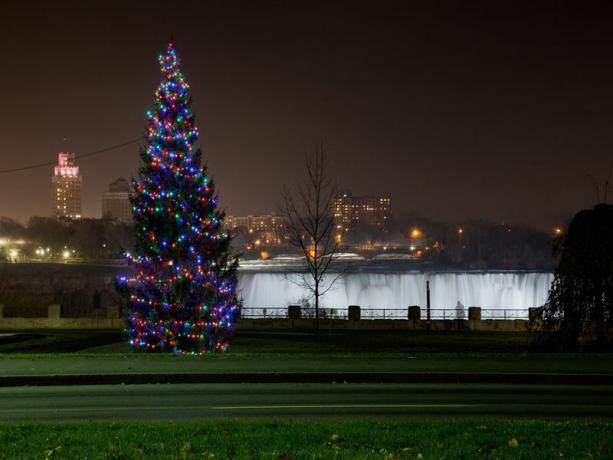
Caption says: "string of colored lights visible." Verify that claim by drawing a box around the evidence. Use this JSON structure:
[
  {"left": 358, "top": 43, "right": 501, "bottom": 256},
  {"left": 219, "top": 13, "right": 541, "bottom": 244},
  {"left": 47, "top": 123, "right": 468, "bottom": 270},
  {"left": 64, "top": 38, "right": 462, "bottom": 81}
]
[{"left": 117, "top": 42, "right": 240, "bottom": 355}]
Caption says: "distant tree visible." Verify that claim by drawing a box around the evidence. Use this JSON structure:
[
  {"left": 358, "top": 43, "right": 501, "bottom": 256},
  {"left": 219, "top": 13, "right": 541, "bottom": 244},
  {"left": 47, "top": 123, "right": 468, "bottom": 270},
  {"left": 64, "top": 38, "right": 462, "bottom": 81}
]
[
  {"left": 542, "top": 204, "right": 613, "bottom": 349},
  {"left": 279, "top": 144, "right": 341, "bottom": 330},
  {"left": 27, "top": 217, "right": 71, "bottom": 251},
  {"left": 71, "top": 219, "right": 107, "bottom": 258},
  {"left": 439, "top": 220, "right": 555, "bottom": 270},
  {"left": 0, "top": 217, "right": 26, "bottom": 238},
  {"left": 102, "top": 220, "right": 134, "bottom": 257}
]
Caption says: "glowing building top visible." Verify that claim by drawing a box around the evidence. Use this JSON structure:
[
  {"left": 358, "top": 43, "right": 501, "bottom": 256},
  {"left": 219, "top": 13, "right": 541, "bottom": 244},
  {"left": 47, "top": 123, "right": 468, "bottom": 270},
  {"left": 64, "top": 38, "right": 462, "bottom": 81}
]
[{"left": 54, "top": 152, "right": 80, "bottom": 177}]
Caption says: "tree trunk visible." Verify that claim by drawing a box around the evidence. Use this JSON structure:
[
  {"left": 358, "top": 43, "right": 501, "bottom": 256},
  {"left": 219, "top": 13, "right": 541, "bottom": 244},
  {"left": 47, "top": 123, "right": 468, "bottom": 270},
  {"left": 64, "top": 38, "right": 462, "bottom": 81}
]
[{"left": 314, "top": 282, "right": 320, "bottom": 331}]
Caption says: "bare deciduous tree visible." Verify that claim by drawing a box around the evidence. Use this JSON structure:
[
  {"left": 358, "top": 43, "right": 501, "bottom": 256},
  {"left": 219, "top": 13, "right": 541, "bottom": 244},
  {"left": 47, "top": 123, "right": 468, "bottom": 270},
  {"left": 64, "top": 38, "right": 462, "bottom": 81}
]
[
  {"left": 280, "top": 144, "right": 342, "bottom": 330},
  {"left": 586, "top": 162, "right": 612, "bottom": 204}
]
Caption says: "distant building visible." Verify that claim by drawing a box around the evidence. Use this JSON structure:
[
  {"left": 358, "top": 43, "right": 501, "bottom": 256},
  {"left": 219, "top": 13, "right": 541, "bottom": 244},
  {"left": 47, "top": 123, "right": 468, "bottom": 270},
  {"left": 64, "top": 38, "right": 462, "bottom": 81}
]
[
  {"left": 226, "top": 214, "right": 287, "bottom": 233},
  {"left": 102, "top": 178, "right": 132, "bottom": 223},
  {"left": 333, "top": 189, "right": 391, "bottom": 232},
  {"left": 52, "top": 152, "right": 82, "bottom": 220},
  {"left": 226, "top": 214, "right": 288, "bottom": 249}
]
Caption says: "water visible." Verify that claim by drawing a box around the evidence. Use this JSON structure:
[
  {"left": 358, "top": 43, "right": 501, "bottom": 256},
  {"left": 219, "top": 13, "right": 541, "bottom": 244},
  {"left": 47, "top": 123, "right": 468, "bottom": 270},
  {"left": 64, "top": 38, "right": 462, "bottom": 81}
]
[{"left": 237, "top": 270, "right": 554, "bottom": 318}]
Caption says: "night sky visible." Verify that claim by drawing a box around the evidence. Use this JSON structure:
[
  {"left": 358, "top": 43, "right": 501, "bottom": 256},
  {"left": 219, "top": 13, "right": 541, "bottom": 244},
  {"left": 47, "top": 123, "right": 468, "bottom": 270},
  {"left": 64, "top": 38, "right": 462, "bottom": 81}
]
[{"left": 2, "top": 1, "right": 612, "bottom": 230}]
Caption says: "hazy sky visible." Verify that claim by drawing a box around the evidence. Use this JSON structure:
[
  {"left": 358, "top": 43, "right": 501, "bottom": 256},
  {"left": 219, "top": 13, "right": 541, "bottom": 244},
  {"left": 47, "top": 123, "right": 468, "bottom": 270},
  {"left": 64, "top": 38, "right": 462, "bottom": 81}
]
[{"left": 1, "top": 1, "right": 612, "bottom": 229}]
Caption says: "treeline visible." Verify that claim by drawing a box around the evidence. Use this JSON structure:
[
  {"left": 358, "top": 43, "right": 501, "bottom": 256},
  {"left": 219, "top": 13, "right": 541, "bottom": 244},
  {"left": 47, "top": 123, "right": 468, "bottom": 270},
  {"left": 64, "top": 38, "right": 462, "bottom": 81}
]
[
  {"left": 0, "top": 217, "right": 133, "bottom": 259},
  {"left": 435, "top": 221, "right": 556, "bottom": 270},
  {"left": 356, "top": 215, "right": 558, "bottom": 270},
  {"left": 1, "top": 215, "right": 558, "bottom": 269}
]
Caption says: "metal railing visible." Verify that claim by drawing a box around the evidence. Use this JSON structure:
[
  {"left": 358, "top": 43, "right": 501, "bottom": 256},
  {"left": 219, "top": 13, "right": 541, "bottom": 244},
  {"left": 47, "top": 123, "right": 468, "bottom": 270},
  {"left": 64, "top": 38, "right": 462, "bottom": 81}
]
[
  {"left": 239, "top": 307, "right": 531, "bottom": 320},
  {"left": 240, "top": 307, "right": 288, "bottom": 319},
  {"left": 422, "top": 308, "right": 529, "bottom": 320}
]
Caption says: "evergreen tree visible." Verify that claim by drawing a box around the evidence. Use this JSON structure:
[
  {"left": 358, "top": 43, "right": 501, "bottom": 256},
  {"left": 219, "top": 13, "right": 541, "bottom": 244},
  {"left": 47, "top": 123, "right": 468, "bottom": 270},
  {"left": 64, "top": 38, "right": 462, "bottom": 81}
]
[{"left": 118, "top": 42, "right": 240, "bottom": 354}]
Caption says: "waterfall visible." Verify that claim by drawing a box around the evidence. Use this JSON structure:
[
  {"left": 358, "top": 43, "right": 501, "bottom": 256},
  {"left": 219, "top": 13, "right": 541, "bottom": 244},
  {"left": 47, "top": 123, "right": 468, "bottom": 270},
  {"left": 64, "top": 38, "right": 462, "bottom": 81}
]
[{"left": 237, "top": 271, "right": 554, "bottom": 318}]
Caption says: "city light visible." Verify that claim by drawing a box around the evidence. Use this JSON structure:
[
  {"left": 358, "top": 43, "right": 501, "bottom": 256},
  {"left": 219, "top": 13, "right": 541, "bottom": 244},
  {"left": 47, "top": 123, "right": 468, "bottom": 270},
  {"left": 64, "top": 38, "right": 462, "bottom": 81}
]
[
  {"left": 554, "top": 227, "right": 563, "bottom": 236},
  {"left": 457, "top": 227, "right": 464, "bottom": 235},
  {"left": 62, "top": 250, "right": 71, "bottom": 259},
  {"left": 410, "top": 228, "right": 422, "bottom": 239},
  {"left": 260, "top": 251, "right": 270, "bottom": 260}
]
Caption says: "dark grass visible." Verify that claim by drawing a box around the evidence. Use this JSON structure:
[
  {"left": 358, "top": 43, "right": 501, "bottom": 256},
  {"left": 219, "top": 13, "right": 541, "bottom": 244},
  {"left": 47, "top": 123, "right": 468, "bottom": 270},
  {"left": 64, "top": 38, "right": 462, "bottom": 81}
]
[
  {"left": 0, "top": 329, "right": 537, "bottom": 354},
  {"left": 1, "top": 329, "right": 612, "bottom": 377},
  {"left": 0, "top": 419, "right": 611, "bottom": 459},
  {"left": 1, "top": 352, "right": 613, "bottom": 377}
]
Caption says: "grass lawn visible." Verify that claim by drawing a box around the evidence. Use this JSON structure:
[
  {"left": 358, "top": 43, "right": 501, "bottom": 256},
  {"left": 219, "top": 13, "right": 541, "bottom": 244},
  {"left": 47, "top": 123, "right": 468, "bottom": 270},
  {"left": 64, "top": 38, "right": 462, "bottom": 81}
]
[
  {"left": 1, "top": 352, "right": 613, "bottom": 377},
  {"left": 0, "top": 419, "right": 611, "bottom": 459},
  {"left": 0, "top": 329, "right": 537, "bottom": 354},
  {"left": 1, "top": 330, "right": 611, "bottom": 377}
]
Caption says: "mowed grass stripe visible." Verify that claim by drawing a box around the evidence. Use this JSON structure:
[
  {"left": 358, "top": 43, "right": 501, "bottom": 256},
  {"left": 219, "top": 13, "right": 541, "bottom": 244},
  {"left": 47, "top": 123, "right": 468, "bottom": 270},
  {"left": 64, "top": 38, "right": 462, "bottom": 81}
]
[{"left": 0, "top": 419, "right": 611, "bottom": 459}]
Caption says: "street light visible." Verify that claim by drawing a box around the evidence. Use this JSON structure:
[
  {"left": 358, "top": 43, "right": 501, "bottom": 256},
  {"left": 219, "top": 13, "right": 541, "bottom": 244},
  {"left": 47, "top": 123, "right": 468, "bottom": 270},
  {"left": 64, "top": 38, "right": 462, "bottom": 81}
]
[{"left": 410, "top": 228, "right": 422, "bottom": 239}]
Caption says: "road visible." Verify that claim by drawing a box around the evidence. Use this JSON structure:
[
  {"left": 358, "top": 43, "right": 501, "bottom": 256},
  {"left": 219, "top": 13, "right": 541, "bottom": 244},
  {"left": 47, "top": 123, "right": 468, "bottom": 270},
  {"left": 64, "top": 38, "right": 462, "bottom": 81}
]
[{"left": 1, "top": 383, "right": 612, "bottom": 421}]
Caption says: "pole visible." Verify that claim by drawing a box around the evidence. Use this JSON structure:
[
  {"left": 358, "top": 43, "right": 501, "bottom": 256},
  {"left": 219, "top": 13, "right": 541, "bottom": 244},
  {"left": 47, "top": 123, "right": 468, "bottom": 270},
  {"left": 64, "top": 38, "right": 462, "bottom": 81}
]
[{"left": 426, "top": 280, "right": 431, "bottom": 334}]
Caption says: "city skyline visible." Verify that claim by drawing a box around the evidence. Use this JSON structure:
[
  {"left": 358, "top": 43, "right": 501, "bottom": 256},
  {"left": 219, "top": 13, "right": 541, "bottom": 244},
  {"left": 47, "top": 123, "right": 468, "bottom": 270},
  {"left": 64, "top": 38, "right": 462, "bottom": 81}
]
[{"left": 2, "top": 1, "right": 612, "bottom": 229}]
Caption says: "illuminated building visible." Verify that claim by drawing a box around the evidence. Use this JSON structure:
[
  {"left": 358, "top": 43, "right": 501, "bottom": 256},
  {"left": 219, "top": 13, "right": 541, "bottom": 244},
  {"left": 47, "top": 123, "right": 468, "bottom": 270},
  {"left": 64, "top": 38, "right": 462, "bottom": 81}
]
[
  {"left": 333, "top": 190, "right": 391, "bottom": 232},
  {"left": 51, "top": 152, "right": 82, "bottom": 220},
  {"left": 226, "top": 214, "right": 287, "bottom": 233},
  {"left": 102, "top": 178, "right": 132, "bottom": 223},
  {"left": 226, "top": 214, "right": 288, "bottom": 248}
]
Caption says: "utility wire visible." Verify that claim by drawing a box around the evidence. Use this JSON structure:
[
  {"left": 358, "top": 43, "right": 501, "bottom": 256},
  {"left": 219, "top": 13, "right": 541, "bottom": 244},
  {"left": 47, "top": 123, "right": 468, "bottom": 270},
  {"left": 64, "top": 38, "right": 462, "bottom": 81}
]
[{"left": 0, "top": 137, "right": 142, "bottom": 175}]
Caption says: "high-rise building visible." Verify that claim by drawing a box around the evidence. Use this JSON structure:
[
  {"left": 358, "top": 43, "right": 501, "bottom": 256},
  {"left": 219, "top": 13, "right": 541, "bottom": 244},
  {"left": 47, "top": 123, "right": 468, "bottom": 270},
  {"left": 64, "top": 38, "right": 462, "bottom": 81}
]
[
  {"left": 102, "top": 178, "right": 132, "bottom": 223},
  {"left": 333, "top": 189, "right": 391, "bottom": 232},
  {"left": 52, "top": 152, "right": 82, "bottom": 220}
]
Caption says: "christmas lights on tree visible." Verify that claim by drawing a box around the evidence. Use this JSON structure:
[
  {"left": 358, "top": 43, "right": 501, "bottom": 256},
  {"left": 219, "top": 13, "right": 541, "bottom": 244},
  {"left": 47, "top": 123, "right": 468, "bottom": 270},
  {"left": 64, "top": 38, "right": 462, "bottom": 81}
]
[{"left": 117, "top": 42, "right": 240, "bottom": 354}]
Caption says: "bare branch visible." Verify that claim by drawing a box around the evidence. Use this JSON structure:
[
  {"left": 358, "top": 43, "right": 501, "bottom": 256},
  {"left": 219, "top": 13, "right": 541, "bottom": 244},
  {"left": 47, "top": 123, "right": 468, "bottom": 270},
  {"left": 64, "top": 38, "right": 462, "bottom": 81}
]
[{"left": 277, "top": 142, "right": 343, "bottom": 330}]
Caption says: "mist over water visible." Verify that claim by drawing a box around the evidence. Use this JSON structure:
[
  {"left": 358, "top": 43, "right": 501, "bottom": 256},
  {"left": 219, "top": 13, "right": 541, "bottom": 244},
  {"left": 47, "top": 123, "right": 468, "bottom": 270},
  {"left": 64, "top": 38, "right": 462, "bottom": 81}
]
[{"left": 238, "top": 271, "right": 554, "bottom": 316}]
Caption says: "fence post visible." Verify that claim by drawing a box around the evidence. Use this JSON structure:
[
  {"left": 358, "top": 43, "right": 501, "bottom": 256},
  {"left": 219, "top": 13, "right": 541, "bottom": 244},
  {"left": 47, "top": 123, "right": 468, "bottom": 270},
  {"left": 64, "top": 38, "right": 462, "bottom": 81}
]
[
  {"left": 288, "top": 305, "right": 301, "bottom": 320},
  {"left": 528, "top": 307, "right": 543, "bottom": 327},
  {"left": 348, "top": 305, "right": 361, "bottom": 320},
  {"left": 408, "top": 305, "right": 421, "bottom": 321},
  {"left": 468, "top": 306, "right": 481, "bottom": 321},
  {"left": 48, "top": 304, "right": 61, "bottom": 319}
]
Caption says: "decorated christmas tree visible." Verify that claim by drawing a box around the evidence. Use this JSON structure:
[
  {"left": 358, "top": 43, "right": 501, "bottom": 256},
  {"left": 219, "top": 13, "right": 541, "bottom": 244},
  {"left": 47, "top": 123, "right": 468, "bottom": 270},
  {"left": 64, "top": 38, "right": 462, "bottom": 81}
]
[{"left": 118, "top": 42, "right": 240, "bottom": 354}]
